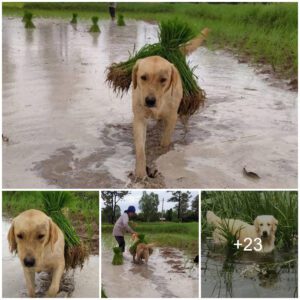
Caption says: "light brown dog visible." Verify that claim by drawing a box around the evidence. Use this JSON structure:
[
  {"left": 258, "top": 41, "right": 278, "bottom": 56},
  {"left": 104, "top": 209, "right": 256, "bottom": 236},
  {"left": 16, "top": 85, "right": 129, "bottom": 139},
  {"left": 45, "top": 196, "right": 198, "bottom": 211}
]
[
  {"left": 131, "top": 28, "right": 210, "bottom": 179},
  {"left": 207, "top": 211, "right": 278, "bottom": 253},
  {"left": 8, "top": 209, "right": 65, "bottom": 297},
  {"left": 135, "top": 243, "right": 155, "bottom": 264}
]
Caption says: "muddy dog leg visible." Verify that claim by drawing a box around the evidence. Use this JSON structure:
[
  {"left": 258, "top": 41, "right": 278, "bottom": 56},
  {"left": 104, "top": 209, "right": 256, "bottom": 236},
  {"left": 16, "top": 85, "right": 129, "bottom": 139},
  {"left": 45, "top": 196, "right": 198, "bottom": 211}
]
[
  {"left": 23, "top": 268, "right": 35, "bottom": 297},
  {"left": 161, "top": 113, "right": 177, "bottom": 148},
  {"left": 46, "top": 264, "right": 64, "bottom": 297},
  {"left": 133, "top": 116, "right": 147, "bottom": 178}
]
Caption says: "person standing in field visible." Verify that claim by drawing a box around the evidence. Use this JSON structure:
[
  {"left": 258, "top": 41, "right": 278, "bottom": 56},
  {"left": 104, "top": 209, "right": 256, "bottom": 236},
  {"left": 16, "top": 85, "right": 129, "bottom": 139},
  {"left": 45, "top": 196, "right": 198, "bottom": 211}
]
[
  {"left": 108, "top": 2, "right": 117, "bottom": 21},
  {"left": 113, "top": 206, "right": 136, "bottom": 252}
]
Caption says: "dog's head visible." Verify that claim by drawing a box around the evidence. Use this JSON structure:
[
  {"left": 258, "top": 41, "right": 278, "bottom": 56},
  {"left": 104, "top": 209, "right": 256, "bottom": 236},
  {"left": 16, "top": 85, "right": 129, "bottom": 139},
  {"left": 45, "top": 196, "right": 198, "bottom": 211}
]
[
  {"left": 254, "top": 215, "right": 278, "bottom": 239},
  {"left": 132, "top": 56, "right": 180, "bottom": 109},
  {"left": 8, "top": 209, "right": 59, "bottom": 268}
]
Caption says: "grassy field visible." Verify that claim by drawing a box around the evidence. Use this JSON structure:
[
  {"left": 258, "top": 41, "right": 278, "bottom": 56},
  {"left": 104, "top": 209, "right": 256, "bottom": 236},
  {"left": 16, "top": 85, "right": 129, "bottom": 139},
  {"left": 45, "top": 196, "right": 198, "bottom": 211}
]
[
  {"left": 201, "top": 191, "right": 297, "bottom": 251},
  {"left": 3, "top": 2, "right": 297, "bottom": 80},
  {"left": 102, "top": 221, "right": 198, "bottom": 255},
  {"left": 2, "top": 191, "right": 99, "bottom": 252}
]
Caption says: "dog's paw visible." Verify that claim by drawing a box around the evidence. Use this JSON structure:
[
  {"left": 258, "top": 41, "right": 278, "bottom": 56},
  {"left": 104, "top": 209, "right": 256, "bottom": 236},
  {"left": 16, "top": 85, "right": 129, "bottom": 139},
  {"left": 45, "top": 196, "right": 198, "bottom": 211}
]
[{"left": 146, "top": 166, "right": 158, "bottom": 178}]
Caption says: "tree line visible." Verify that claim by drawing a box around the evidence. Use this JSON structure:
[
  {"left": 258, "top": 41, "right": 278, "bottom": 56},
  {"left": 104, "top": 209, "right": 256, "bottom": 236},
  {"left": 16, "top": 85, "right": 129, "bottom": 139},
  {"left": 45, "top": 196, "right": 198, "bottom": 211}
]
[{"left": 101, "top": 191, "right": 199, "bottom": 224}]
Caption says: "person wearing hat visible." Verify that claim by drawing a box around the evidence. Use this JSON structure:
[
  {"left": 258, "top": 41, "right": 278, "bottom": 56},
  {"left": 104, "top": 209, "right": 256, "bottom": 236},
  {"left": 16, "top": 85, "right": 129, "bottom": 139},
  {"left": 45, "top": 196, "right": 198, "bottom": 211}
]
[{"left": 113, "top": 206, "right": 137, "bottom": 252}]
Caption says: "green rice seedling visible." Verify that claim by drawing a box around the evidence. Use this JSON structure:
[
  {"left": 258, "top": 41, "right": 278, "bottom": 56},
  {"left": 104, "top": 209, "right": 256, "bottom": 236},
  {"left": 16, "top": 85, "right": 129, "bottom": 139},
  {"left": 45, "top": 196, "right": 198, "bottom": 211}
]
[
  {"left": 22, "top": 10, "right": 29, "bottom": 22},
  {"left": 70, "top": 13, "right": 78, "bottom": 24},
  {"left": 89, "top": 16, "right": 100, "bottom": 33},
  {"left": 101, "top": 287, "right": 108, "bottom": 298},
  {"left": 112, "top": 247, "right": 123, "bottom": 265},
  {"left": 41, "top": 191, "right": 89, "bottom": 269},
  {"left": 106, "top": 18, "right": 206, "bottom": 117},
  {"left": 24, "top": 12, "right": 35, "bottom": 29},
  {"left": 117, "top": 14, "right": 125, "bottom": 26}
]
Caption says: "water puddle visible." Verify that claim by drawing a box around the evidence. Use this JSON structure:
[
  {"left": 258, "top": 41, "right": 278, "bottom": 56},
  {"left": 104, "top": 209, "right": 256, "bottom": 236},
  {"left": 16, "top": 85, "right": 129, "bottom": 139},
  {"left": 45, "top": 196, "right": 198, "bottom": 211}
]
[
  {"left": 201, "top": 241, "right": 297, "bottom": 298},
  {"left": 3, "top": 17, "right": 297, "bottom": 188},
  {"left": 101, "top": 234, "right": 198, "bottom": 298},
  {"left": 2, "top": 218, "right": 99, "bottom": 298}
]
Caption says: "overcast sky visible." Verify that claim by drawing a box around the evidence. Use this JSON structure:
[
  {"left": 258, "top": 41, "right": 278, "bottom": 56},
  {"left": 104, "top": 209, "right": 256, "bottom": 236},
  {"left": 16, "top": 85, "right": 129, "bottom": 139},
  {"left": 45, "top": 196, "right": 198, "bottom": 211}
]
[{"left": 101, "top": 190, "right": 199, "bottom": 213}]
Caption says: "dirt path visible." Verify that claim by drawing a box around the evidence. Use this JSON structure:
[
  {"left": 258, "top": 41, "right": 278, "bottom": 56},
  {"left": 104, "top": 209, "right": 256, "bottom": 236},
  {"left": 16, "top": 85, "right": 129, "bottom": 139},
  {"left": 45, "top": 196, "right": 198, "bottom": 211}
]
[
  {"left": 102, "top": 241, "right": 198, "bottom": 298},
  {"left": 3, "top": 17, "right": 297, "bottom": 188}
]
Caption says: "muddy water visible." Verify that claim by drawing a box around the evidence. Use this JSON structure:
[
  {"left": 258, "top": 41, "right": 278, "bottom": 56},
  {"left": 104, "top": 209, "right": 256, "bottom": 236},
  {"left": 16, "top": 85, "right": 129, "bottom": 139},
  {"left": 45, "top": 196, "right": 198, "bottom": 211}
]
[
  {"left": 101, "top": 234, "right": 198, "bottom": 298},
  {"left": 2, "top": 219, "right": 99, "bottom": 298},
  {"left": 3, "top": 17, "right": 297, "bottom": 188},
  {"left": 201, "top": 241, "right": 297, "bottom": 298}
]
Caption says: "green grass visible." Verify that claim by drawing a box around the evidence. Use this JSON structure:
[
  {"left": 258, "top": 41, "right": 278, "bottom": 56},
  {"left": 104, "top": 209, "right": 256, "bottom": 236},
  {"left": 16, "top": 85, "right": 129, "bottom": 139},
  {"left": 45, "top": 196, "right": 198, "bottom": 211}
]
[
  {"left": 102, "top": 221, "right": 198, "bottom": 254},
  {"left": 2, "top": 2, "right": 297, "bottom": 79},
  {"left": 202, "top": 191, "right": 297, "bottom": 250}
]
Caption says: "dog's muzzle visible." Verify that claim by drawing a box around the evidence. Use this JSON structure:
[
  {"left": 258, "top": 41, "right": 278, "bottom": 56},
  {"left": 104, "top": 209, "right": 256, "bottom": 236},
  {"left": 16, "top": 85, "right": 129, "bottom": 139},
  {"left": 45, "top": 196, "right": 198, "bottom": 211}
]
[
  {"left": 23, "top": 256, "right": 36, "bottom": 268},
  {"left": 145, "top": 96, "right": 156, "bottom": 108},
  {"left": 262, "top": 231, "right": 268, "bottom": 238}
]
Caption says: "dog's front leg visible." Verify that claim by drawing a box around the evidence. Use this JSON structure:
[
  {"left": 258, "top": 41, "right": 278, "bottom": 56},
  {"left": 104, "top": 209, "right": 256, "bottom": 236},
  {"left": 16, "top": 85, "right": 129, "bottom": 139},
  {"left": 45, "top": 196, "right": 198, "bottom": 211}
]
[
  {"left": 23, "top": 268, "right": 35, "bottom": 297},
  {"left": 46, "top": 264, "right": 64, "bottom": 297},
  {"left": 133, "top": 116, "right": 147, "bottom": 178},
  {"left": 161, "top": 114, "right": 177, "bottom": 147}
]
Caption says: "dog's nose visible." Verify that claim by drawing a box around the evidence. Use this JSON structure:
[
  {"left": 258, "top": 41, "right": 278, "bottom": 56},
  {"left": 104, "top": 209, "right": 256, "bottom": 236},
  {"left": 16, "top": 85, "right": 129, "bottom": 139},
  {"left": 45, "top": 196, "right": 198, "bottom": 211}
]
[
  {"left": 262, "top": 231, "right": 268, "bottom": 237},
  {"left": 145, "top": 96, "right": 156, "bottom": 107},
  {"left": 23, "top": 256, "right": 35, "bottom": 267}
]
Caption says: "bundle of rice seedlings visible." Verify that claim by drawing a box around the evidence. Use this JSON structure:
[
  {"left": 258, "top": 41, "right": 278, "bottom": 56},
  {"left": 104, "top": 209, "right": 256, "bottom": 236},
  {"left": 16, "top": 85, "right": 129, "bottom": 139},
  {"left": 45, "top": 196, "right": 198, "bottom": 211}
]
[
  {"left": 70, "top": 13, "right": 78, "bottom": 24},
  {"left": 22, "top": 11, "right": 29, "bottom": 22},
  {"left": 24, "top": 12, "right": 35, "bottom": 29},
  {"left": 112, "top": 247, "right": 123, "bottom": 265},
  {"left": 106, "top": 19, "right": 209, "bottom": 117},
  {"left": 117, "top": 14, "right": 125, "bottom": 26},
  {"left": 129, "top": 233, "right": 147, "bottom": 255},
  {"left": 41, "top": 191, "right": 89, "bottom": 270},
  {"left": 89, "top": 16, "right": 101, "bottom": 33}
]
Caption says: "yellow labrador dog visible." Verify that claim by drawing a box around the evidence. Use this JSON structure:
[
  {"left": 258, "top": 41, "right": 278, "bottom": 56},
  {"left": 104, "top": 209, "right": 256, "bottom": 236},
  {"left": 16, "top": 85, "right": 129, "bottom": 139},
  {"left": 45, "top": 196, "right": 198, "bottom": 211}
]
[
  {"left": 8, "top": 209, "right": 65, "bottom": 297},
  {"left": 207, "top": 211, "right": 278, "bottom": 253},
  {"left": 132, "top": 28, "right": 210, "bottom": 179}
]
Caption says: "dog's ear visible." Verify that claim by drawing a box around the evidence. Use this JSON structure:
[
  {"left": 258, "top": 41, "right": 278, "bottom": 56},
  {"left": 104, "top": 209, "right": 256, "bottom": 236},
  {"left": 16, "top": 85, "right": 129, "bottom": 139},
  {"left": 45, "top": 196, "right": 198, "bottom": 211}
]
[
  {"left": 254, "top": 217, "right": 260, "bottom": 233},
  {"left": 132, "top": 60, "right": 140, "bottom": 89},
  {"left": 168, "top": 64, "right": 180, "bottom": 96},
  {"left": 8, "top": 221, "right": 17, "bottom": 253},
  {"left": 271, "top": 216, "right": 278, "bottom": 232},
  {"left": 48, "top": 218, "right": 59, "bottom": 252}
]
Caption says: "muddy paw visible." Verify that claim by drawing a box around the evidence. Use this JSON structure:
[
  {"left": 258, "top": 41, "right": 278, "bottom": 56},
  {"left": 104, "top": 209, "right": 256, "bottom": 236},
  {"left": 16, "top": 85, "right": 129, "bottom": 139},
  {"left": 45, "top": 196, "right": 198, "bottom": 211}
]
[{"left": 146, "top": 166, "right": 158, "bottom": 178}]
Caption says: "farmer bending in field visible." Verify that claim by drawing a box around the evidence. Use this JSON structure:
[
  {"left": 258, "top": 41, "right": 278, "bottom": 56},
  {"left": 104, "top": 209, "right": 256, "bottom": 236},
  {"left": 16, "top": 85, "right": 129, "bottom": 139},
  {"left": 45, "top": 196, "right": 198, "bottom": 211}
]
[{"left": 113, "top": 206, "right": 137, "bottom": 252}]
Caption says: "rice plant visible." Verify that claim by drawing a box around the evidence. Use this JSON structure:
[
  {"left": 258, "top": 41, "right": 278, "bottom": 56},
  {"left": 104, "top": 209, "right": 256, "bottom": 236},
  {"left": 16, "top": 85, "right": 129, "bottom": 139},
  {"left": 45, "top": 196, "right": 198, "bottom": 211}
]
[
  {"left": 89, "top": 16, "right": 100, "bottom": 33},
  {"left": 41, "top": 191, "right": 89, "bottom": 269},
  {"left": 117, "top": 14, "right": 125, "bottom": 26},
  {"left": 23, "top": 12, "right": 35, "bottom": 29},
  {"left": 112, "top": 247, "right": 123, "bottom": 265},
  {"left": 70, "top": 13, "right": 78, "bottom": 24}
]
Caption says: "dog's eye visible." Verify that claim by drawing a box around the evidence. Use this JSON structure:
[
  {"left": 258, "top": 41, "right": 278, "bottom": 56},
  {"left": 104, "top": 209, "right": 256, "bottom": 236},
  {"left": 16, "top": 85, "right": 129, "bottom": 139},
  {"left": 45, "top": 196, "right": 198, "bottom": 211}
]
[
  {"left": 260, "top": 224, "right": 263, "bottom": 226},
  {"left": 141, "top": 75, "right": 147, "bottom": 81},
  {"left": 267, "top": 223, "right": 270, "bottom": 226},
  {"left": 37, "top": 234, "right": 45, "bottom": 240},
  {"left": 160, "top": 78, "right": 167, "bottom": 83},
  {"left": 17, "top": 234, "right": 23, "bottom": 239}
]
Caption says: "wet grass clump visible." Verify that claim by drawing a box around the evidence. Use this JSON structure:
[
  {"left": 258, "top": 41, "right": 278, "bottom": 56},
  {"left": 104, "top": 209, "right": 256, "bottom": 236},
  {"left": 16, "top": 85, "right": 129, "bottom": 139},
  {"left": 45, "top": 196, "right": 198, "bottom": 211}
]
[
  {"left": 202, "top": 191, "right": 297, "bottom": 251},
  {"left": 23, "top": 12, "right": 35, "bottom": 29},
  {"left": 106, "top": 19, "right": 207, "bottom": 117},
  {"left": 112, "top": 247, "right": 123, "bottom": 265},
  {"left": 89, "top": 16, "right": 100, "bottom": 33},
  {"left": 70, "top": 13, "right": 77, "bottom": 24},
  {"left": 117, "top": 14, "right": 125, "bottom": 26}
]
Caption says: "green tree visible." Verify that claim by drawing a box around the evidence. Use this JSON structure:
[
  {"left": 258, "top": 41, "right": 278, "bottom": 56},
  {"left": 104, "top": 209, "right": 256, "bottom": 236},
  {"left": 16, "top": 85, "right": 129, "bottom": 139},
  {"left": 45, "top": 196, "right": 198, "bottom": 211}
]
[
  {"left": 165, "top": 208, "right": 173, "bottom": 221},
  {"left": 191, "top": 194, "right": 199, "bottom": 221},
  {"left": 168, "top": 191, "right": 192, "bottom": 221},
  {"left": 138, "top": 192, "right": 160, "bottom": 222},
  {"left": 101, "top": 191, "right": 130, "bottom": 224}
]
